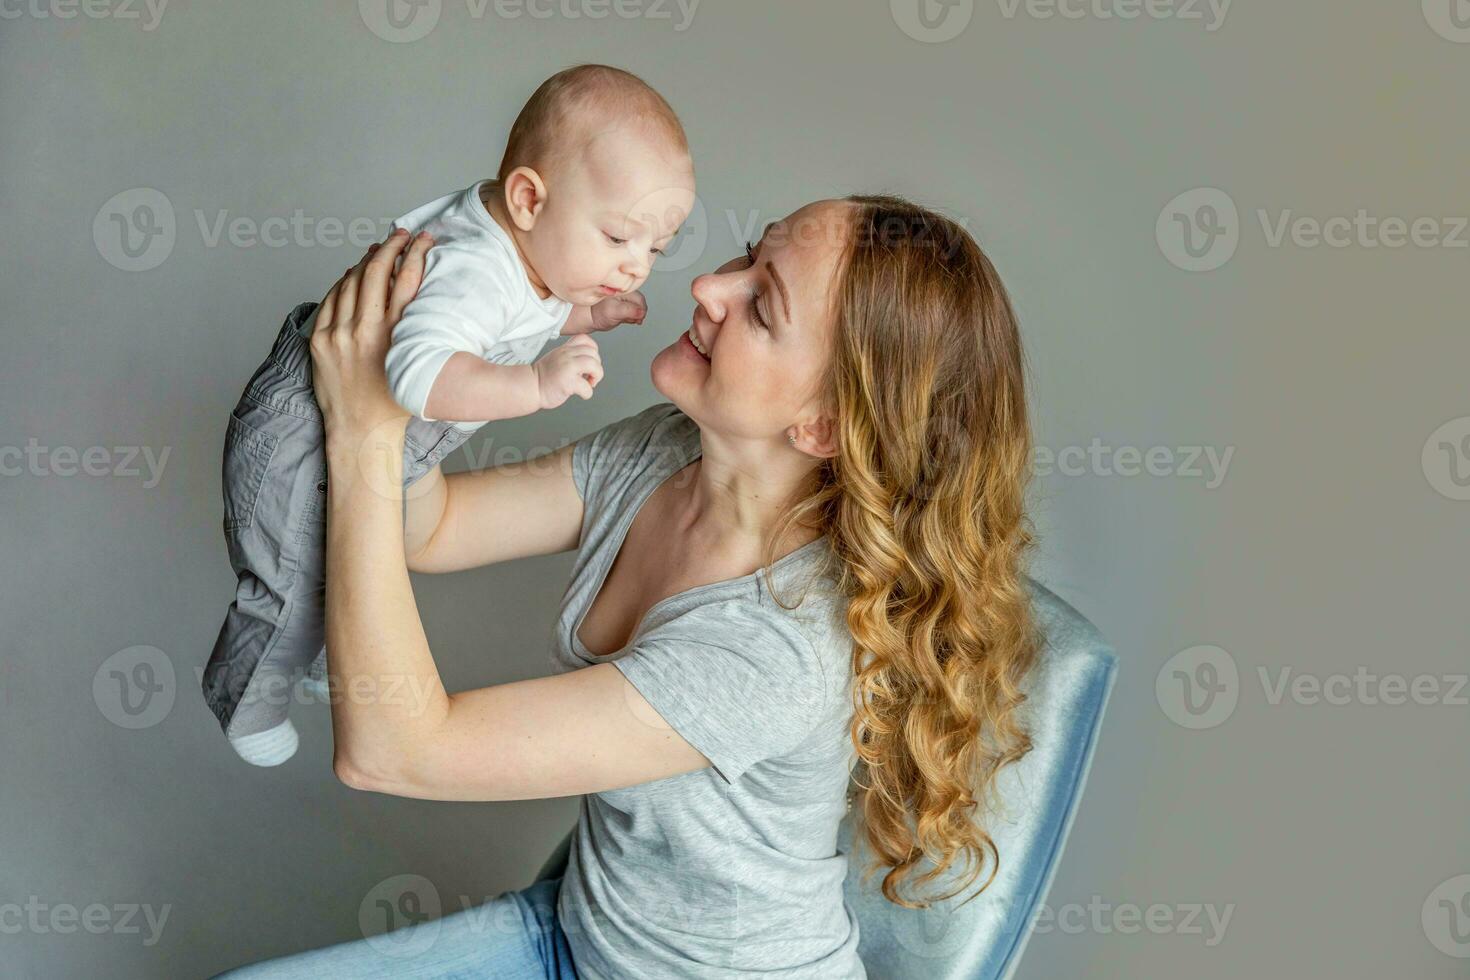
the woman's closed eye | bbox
[743,240,770,330]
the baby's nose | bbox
[621,253,650,279]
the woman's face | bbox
[652,199,853,443]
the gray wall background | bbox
[3,1,1466,977]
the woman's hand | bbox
[309,228,433,442]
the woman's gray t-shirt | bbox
[548,402,866,979]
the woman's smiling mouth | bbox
[683,326,711,362]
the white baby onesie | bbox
[381,180,574,432]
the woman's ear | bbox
[795,416,840,459]
[502,166,548,231]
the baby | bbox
[202,65,695,765]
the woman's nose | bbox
[690,272,727,321]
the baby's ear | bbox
[503,166,548,230]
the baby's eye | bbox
[606,234,627,246]
[650,246,664,256]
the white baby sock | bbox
[228,718,299,767]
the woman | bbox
[215,194,1039,979]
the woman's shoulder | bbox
[656,552,854,692]
[639,588,849,718]
[772,564,854,676]
[570,401,697,503]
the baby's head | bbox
[494,64,695,306]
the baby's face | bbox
[525,129,695,306]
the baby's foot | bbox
[228,718,299,767]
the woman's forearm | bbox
[323,419,452,781]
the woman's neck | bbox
[673,439,823,563]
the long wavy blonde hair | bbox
[761,194,1042,909]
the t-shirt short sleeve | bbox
[612,606,833,784]
[570,402,684,506]
[383,241,517,421]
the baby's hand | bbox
[533,335,604,410]
[589,290,648,333]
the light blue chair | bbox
[534,579,1117,980]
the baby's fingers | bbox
[577,359,605,386]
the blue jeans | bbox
[211,876,578,979]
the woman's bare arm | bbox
[403,441,584,574]
[312,231,712,801]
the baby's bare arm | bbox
[422,352,540,423]
[560,306,597,335]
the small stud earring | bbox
[787,433,797,446]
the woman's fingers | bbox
[356,231,407,324]
[334,261,361,326]
[314,279,339,339]
[312,229,430,357]
[328,238,379,328]
[387,231,432,323]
